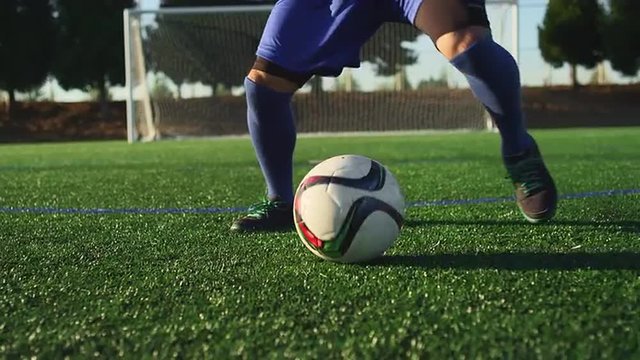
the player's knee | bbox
[435,26,490,60]
[247,57,311,93]
[247,69,299,93]
[414,0,492,59]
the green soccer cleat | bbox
[230,198,294,232]
[505,143,558,223]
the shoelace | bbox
[507,158,546,196]
[247,199,284,218]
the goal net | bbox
[124,2,519,142]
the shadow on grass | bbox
[404,219,640,237]
[404,219,640,229]
[385,219,640,269]
[371,252,640,270]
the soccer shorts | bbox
[255,0,487,80]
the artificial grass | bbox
[1,128,639,358]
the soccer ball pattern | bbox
[294,155,405,263]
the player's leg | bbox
[232,67,301,232]
[407,0,557,222]
[232,0,382,231]
[413,0,531,156]
[231,5,311,232]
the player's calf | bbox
[233,58,306,232]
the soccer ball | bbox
[294,155,405,263]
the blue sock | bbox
[450,37,533,157]
[245,77,296,203]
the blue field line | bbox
[1,188,638,215]
[0,206,247,215]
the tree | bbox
[603,0,640,77]
[416,68,449,90]
[53,0,135,114]
[0,0,55,116]
[335,72,361,92]
[361,23,419,80]
[538,0,605,88]
[150,73,176,99]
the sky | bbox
[42,0,640,102]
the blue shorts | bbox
[256,0,423,77]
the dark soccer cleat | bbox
[230,198,294,232]
[505,143,558,223]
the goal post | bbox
[124,1,519,142]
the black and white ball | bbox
[294,155,405,263]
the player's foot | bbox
[505,143,558,223]
[230,197,294,232]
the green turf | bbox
[1,128,639,358]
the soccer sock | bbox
[450,37,533,157]
[245,77,296,203]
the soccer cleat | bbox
[230,198,294,232]
[505,144,558,223]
